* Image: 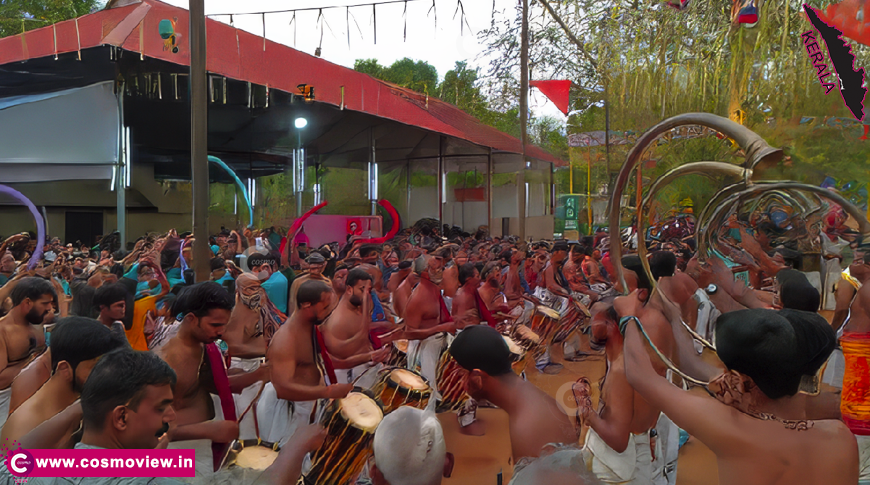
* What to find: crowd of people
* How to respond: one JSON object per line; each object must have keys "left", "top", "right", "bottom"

{"left": 0, "top": 211, "right": 865, "bottom": 485}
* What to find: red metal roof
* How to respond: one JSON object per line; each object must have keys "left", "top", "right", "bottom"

{"left": 0, "top": 0, "right": 565, "bottom": 166}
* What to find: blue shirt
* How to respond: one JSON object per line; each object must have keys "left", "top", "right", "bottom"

{"left": 261, "top": 271, "right": 289, "bottom": 314}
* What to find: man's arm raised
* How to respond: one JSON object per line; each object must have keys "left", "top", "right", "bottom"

{"left": 582, "top": 362, "right": 634, "bottom": 453}
{"left": 622, "top": 318, "right": 748, "bottom": 456}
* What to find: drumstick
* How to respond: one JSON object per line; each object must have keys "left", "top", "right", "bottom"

{"left": 378, "top": 324, "right": 406, "bottom": 339}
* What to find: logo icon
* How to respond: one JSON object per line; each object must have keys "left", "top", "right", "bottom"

{"left": 5, "top": 448, "right": 34, "bottom": 477}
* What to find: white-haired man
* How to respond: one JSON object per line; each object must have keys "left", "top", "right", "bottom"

{"left": 366, "top": 407, "right": 452, "bottom": 485}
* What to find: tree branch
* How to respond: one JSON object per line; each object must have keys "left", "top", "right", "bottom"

{"left": 537, "top": 0, "right": 600, "bottom": 73}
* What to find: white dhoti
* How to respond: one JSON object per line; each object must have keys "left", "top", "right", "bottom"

{"left": 652, "top": 413, "right": 679, "bottom": 485}
{"left": 583, "top": 427, "right": 653, "bottom": 484}
{"left": 230, "top": 357, "right": 266, "bottom": 441}
{"left": 0, "top": 387, "right": 10, "bottom": 430}
{"left": 336, "top": 362, "right": 382, "bottom": 390}
{"left": 407, "top": 333, "right": 447, "bottom": 398}
{"left": 254, "top": 382, "right": 299, "bottom": 447}
{"left": 858, "top": 435, "right": 870, "bottom": 481}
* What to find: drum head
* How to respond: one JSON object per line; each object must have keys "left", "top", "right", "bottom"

{"left": 389, "top": 368, "right": 429, "bottom": 390}
{"left": 340, "top": 392, "right": 384, "bottom": 433}
{"left": 501, "top": 335, "right": 524, "bottom": 356}
{"left": 514, "top": 325, "right": 541, "bottom": 343}
{"left": 394, "top": 339, "right": 409, "bottom": 353}
{"left": 234, "top": 445, "right": 279, "bottom": 470}
{"left": 536, "top": 306, "right": 561, "bottom": 319}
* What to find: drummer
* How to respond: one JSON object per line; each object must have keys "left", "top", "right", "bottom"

{"left": 262, "top": 280, "right": 353, "bottom": 446}
{"left": 404, "top": 255, "right": 457, "bottom": 397}
{"left": 154, "top": 283, "right": 242, "bottom": 478}
{"left": 449, "top": 325, "right": 577, "bottom": 462}
{"left": 534, "top": 241, "right": 592, "bottom": 374}
{"left": 451, "top": 263, "right": 488, "bottom": 329}
{"left": 392, "top": 261, "right": 418, "bottom": 320}
{"left": 321, "top": 269, "right": 391, "bottom": 388}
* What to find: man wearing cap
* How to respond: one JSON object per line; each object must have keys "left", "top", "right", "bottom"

{"left": 620, "top": 300, "right": 856, "bottom": 485}
{"left": 449, "top": 325, "right": 577, "bottom": 461}
{"left": 288, "top": 252, "right": 332, "bottom": 314}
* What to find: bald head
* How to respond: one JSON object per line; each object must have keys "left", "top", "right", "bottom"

{"left": 373, "top": 407, "right": 446, "bottom": 485}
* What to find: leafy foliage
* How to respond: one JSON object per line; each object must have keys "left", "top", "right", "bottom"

{"left": 0, "top": 0, "right": 101, "bottom": 38}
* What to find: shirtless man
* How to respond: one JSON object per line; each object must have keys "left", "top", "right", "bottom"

{"left": 392, "top": 262, "right": 418, "bottom": 320}
{"left": 1, "top": 317, "right": 126, "bottom": 443}
{"left": 404, "top": 255, "right": 457, "bottom": 395}
{"left": 582, "top": 248, "right": 610, "bottom": 287}
{"left": 577, "top": 301, "right": 672, "bottom": 484}
{"left": 155, "top": 282, "right": 245, "bottom": 477}
{"left": 263, "top": 280, "right": 352, "bottom": 445}
{"left": 0, "top": 277, "right": 54, "bottom": 427}
{"left": 477, "top": 262, "right": 511, "bottom": 326}
{"left": 838, "top": 251, "right": 870, "bottom": 481}
{"left": 450, "top": 325, "right": 577, "bottom": 461}
{"left": 451, "top": 263, "right": 485, "bottom": 329}
{"left": 358, "top": 245, "right": 388, "bottom": 301}
{"left": 288, "top": 252, "right": 332, "bottom": 313}
{"left": 332, "top": 264, "right": 349, "bottom": 295}
{"left": 501, "top": 248, "right": 527, "bottom": 311}
{"left": 622, "top": 304, "right": 856, "bottom": 485}
{"left": 564, "top": 245, "right": 601, "bottom": 303}
{"left": 439, "top": 247, "right": 460, "bottom": 299}
{"left": 832, "top": 252, "right": 870, "bottom": 332}
{"left": 321, "top": 269, "right": 391, "bottom": 387}
{"left": 386, "top": 261, "right": 412, "bottom": 295}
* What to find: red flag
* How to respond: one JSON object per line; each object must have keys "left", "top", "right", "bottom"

{"left": 530, "top": 80, "right": 573, "bottom": 115}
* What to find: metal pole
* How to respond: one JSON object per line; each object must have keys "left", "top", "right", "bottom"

{"left": 604, "top": 84, "right": 611, "bottom": 185}
{"left": 587, "top": 149, "right": 593, "bottom": 235}
{"left": 371, "top": 129, "right": 377, "bottom": 216}
{"left": 190, "top": 0, "right": 210, "bottom": 282}
{"left": 487, "top": 149, "right": 493, "bottom": 233}
{"left": 519, "top": 0, "right": 529, "bottom": 241}
{"left": 116, "top": 87, "right": 126, "bottom": 247}
{"left": 438, "top": 136, "right": 445, "bottom": 232}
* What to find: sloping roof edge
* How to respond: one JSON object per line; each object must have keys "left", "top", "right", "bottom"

{"left": 0, "top": 0, "right": 565, "bottom": 166}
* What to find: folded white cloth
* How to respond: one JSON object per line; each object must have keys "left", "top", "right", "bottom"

{"left": 583, "top": 427, "right": 653, "bottom": 484}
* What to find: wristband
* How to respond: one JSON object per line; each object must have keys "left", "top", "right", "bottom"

{"left": 619, "top": 316, "right": 638, "bottom": 336}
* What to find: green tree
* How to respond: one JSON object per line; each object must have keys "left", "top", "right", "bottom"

{"left": 0, "top": 0, "right": 101, "bottom": 38}
{"left": 354, "top": 57, "right": 438, "bottom": 95}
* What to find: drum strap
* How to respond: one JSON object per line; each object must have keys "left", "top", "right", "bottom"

{"left": 237, "top": 381, "right": 268, "bottom": 440}
{"left": 205, "top": 342, "right": 238, "bottom": 472}
{"left": 314, "top": 327, "right": 338, "bottom": 385}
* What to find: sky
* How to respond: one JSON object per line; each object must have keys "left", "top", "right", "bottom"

{"left": 159, "top": 0, "right": 566, "bottom": 120}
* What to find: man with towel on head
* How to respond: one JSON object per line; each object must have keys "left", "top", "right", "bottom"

{"left": 223, "top": 272, "right": 281, "bottom": 441}
{"left": 403, "top": 254, "right": 457, "bottom": 397}
{"left": 259, "top": 280, "right": 353, "bottom": 447}
{"left": 620, "top": 301, "right": 857, "bottom": 485}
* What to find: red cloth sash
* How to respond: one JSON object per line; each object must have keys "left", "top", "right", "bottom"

{"left": 472, "top": 289, "right": 497, "bottom": 328}
{"left": 315, "top": 326, "right": 338, "bottom": 386}
{"left": 204, "top": 342, "right": 237, "bottom": 471}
